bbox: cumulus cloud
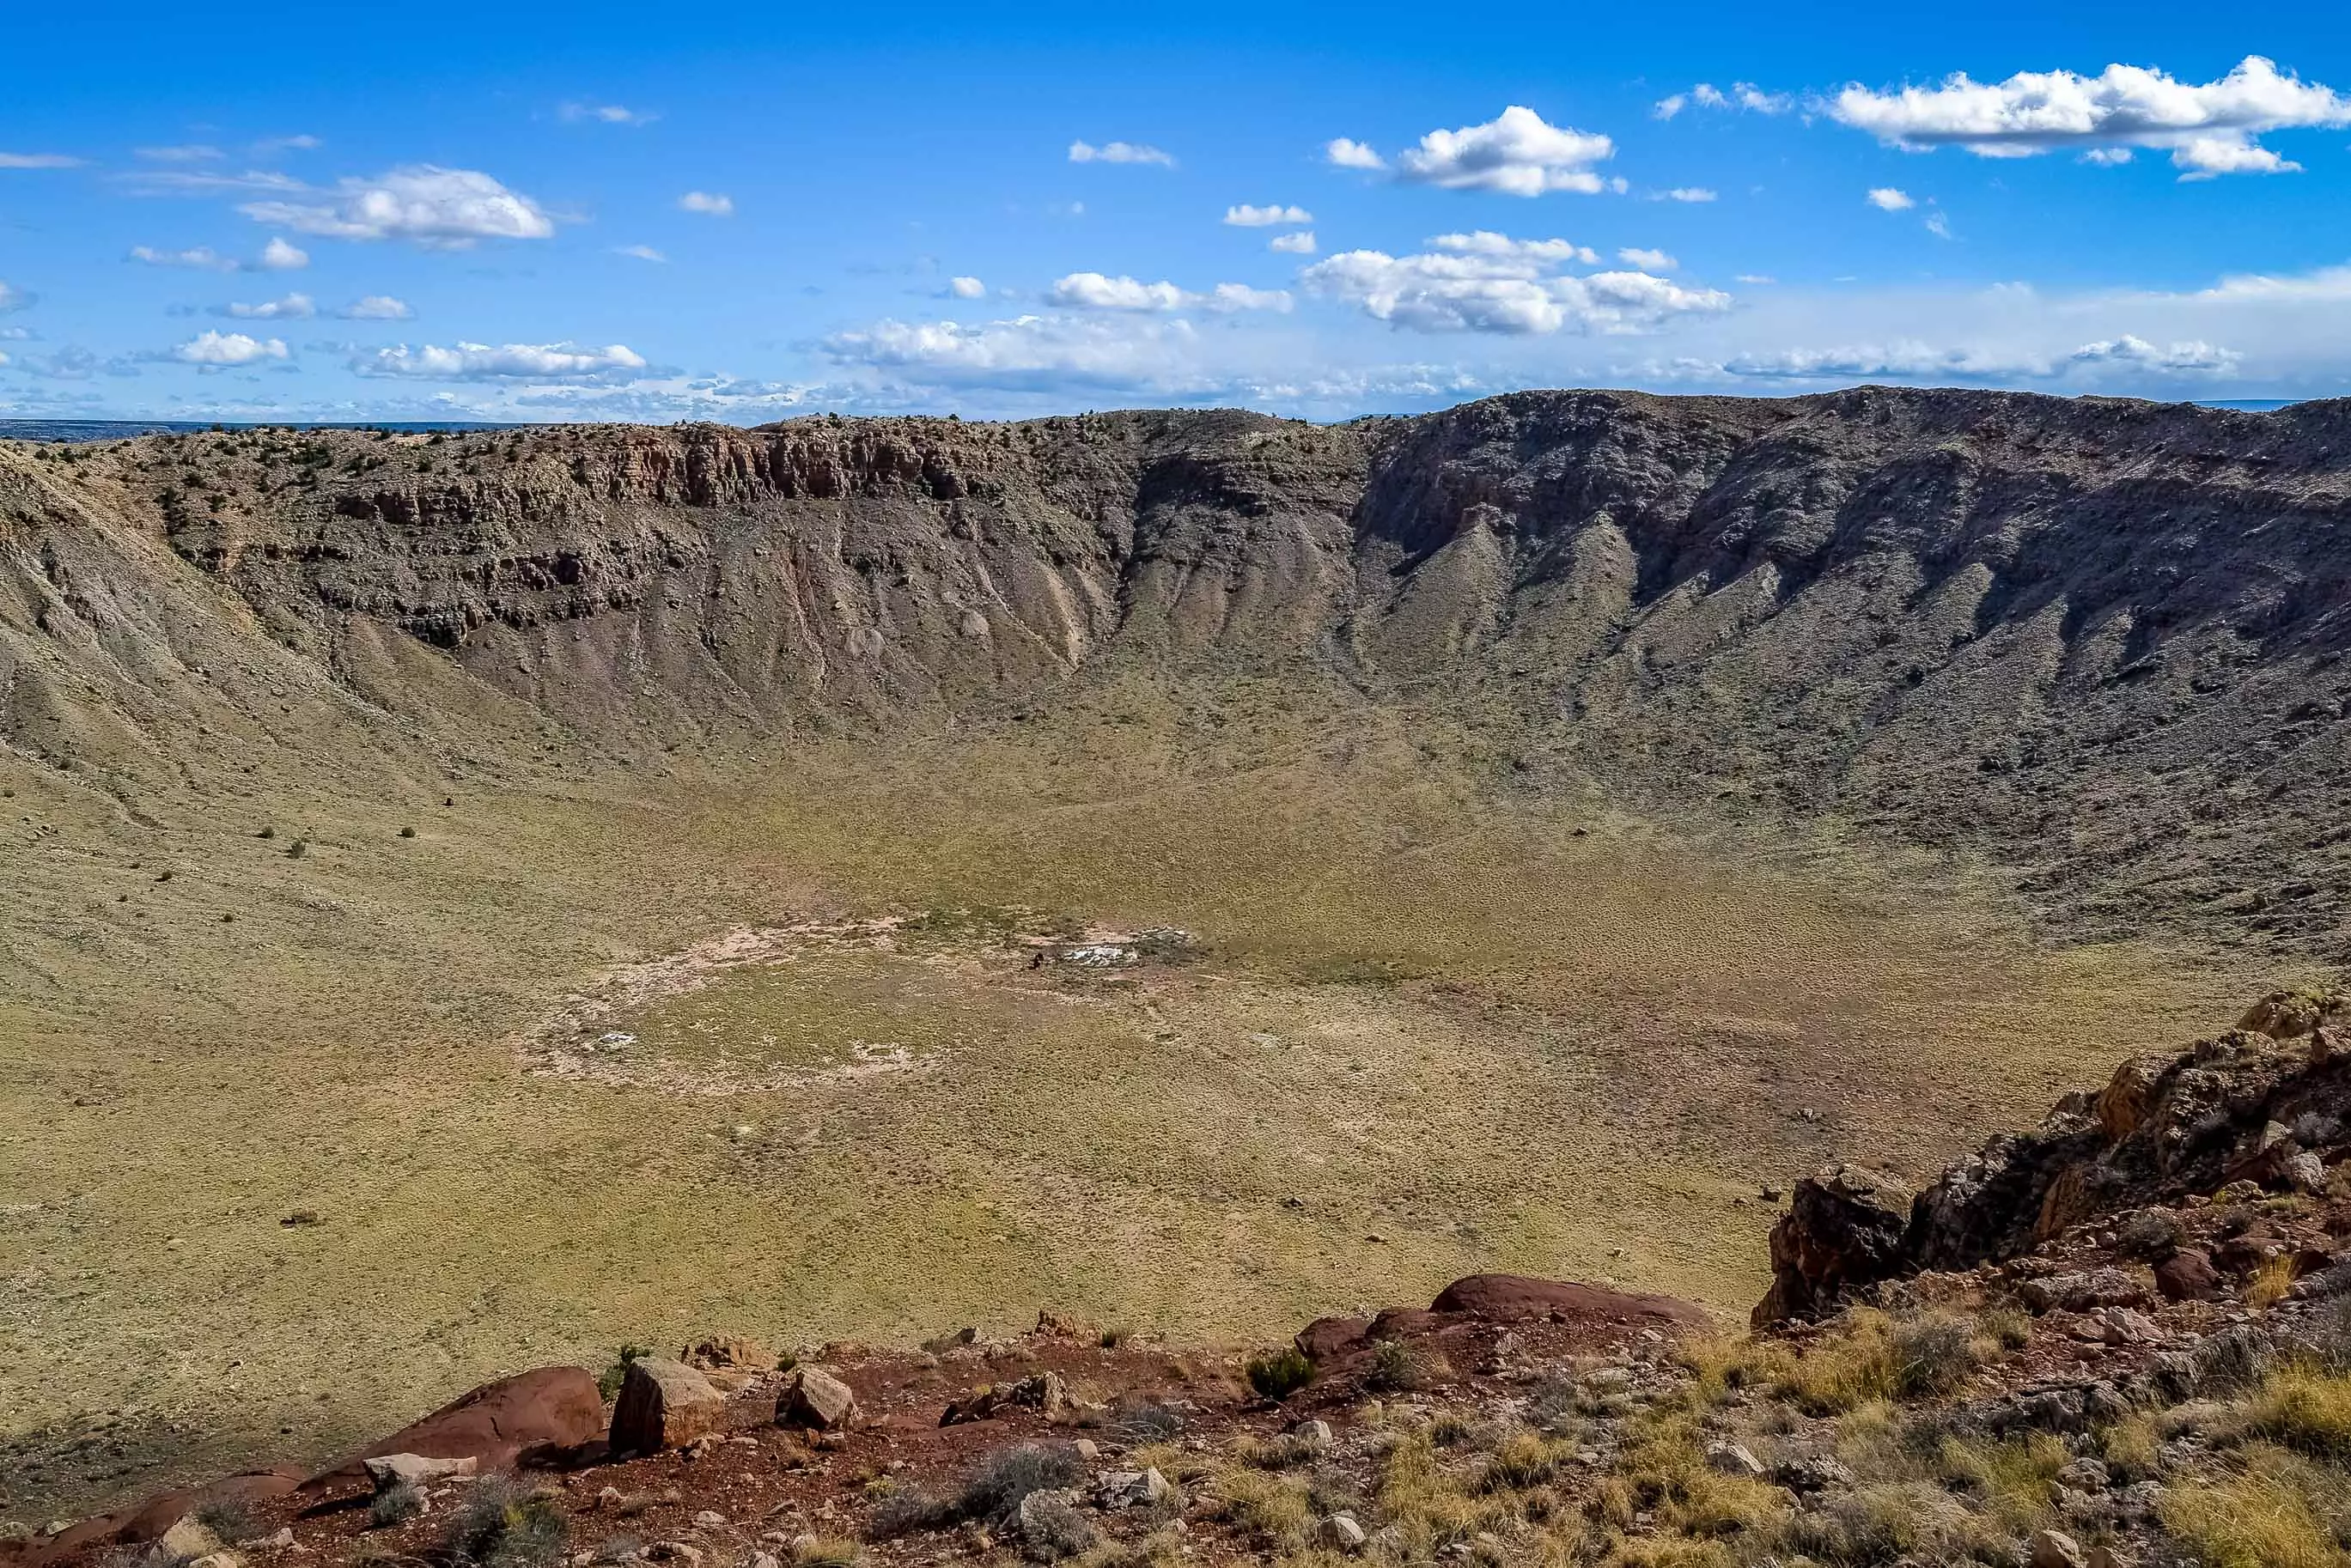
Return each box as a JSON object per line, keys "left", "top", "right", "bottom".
{"left": 1343, "top": 106, "right": 1617, "bottom": 196}
{"left": 128, "top": 238, "right": 307, "bottom": 272}
{"left": 614, "top": 244, "right": 667, "bottom": 262}
{"left": 259, "top": 237, "right": 309, "bottom": 269}
{"left": 1828, "top": 55, "right": 2351, "bottom": 177}
{"left": 2071, "top": 334, "right": 2237, "bottom": 370}
{"left": 1224, "top": 203, "right": 1313, "bottom": 227}
{"left": 338, "top": 295, "right": 413, "bottom": 319}
{"left": 172, "top": 330, "right": 289, "bottom": 365}
{"left": 1048, "top": 272, "right": 1292, "bottom": 313}
{"left": 240, "top": 166, "right": 555, "bottom": 246}
{"left": 679, "top": 191, "right": 734, "bottom": 216}
{"left": 0, "top": 152, "right": 82, "bottom": 169}
{"left": 1270, "top": 231, "right": 1318, "bottom": 254}
{"left": 561, "top": 102, "right": 658, "bottom": 125}
{"left": 1866, "top": 187, "right": 1916, "bottom": 210}
{"left": 351, "top": 341, "right": 649, "bottom": 380}
{"left": 1069, "top": 140, "right": 1175, "bottom": 167}
{"left": 1325, "top": 137, "right": 1386, "bottom": 171}
{"left": 1925, "top": 211, "right": 1954, "bottom": 240}
{"left": 216, "top": 292, "right": 316, "bottom": 319}
{"left": 948, "top": 276, "right": 987, "bottom": 299}
{"left": 1618, "top": 247, "right": 1676, "bottom": 272}
{"left": 1702, "top": 331, "right": 2238, "bottom": 384}
{"left": 1302, "top": 231, "right": 1727, "bottom": 334}
{"left": 821, "top": 313, "right": 1203, "bottom": 392}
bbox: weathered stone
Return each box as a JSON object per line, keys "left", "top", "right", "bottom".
{"left": 2155, "top": 1249, "right": 2221, "bottom": 1303}
{"left": 2029, "top": 1528, "right": 2088, "bottom": 1568}
{"left": 2019, "top": 1267, "right": 2147, "bottom": 1314}
{"left": 1769, "top": 1455, "right": 1856, "bottom": 1493}
{"left": 1291, "top": 1419, "right": 1333, "bottom": 1453}
{"left": 158, "top": 1521, "right": 228, "bottom": 1563}
{"left": 684, "top": 1337, "right": 777, "bottom": 1372}
{"left": 611, "top": 1358, "right": 727, "bottom": 1454}
{"left": 778, "top": 1367, "right": 857, "bottom": 1431}
{"left": 1320, "top": 1514, "right": 1367, "bottom": 1552}
{"left": 1703, "top": 1442, "right": 1764, "bottom": 1478}
{"left": 1094, "top": 1469, "right": 1171, "bottom": 1510}
{"left": 362, "top": 1452, "right": 478, "bottom": 1490}
{"left": 1753, "top": 1165, "right": 1912, "bottom": 1324}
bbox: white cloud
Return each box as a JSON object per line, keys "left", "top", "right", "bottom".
{"left": 252, "top": 134, "right": 322, "bottom": 155}
{"left": 1224, "top": 203, "right": 1313, "bottom": 227}
{"left": 1270, "top": 231, "right": 1318, "bottom": 254}
{"left": 1660, "top": 82, "right": 1792, "bottom": 118}
{"left": 679, "top": 191, "right": 734, "bottom": 216}
{"left": 241, "top": 166, "right": 555, "bottom": 246}
{"left": 1069, "top": 140, "right": 1175, "bottom": 167}
{"left": 948, "top": 276, "right": 987, "bottom": 299}
{"left": 0, "top": 152, "right": 82, "bottom": 169}
{"left": 1654, "top": 94, "right": 1688, "bottom": 120}
{"left": 1828, "top": 55, "right": 2351, "bottom": 177}
{"left": 128, "top": 244, "right": 238, "bottom": 270}
{"left": 338, "top": 295, "right": 414, "bottom": 320}
{"left": 1713, "top": 342, "right": 2053, "bottom": 380}
{"left": 352, "top": 341, "right": 649, "bottom": 381}
{"left": 217, "top": 292, "right": 316, "bottom": 319}
{"left": 1658, "top": 187, "right": 1718, "bottom": 203}
{"left": 259, "top": 236, "right": 309, "bottom": 270}
{"left": 1302, "top": 232, "right": 1727, "bottom": 335}
{"left": 561, "top": 102, "right": 658, "bottom": 125}
{"left": 614, "top": 244, "right": 667, "bottom": 262}
{"left": 1925, "top": 211, "right": 1955, "bottom": 240}
{"left": 1618, "top": 247, "right": 1676, "bottom": 272}
{"left": 137, "top": 144, "right": 223, "bottom": 163}
{"left": 0, "top": 280, "right": 30, "bottom": 312}
{"left": 2071, "top": 334, "right": 2237, "bottom": 370}
{"left": 1866, "top": 187, "right": 1916, "bottom": 210}
{"left": 822, "top": 313, "right": 1203, "bottom": 392}
{"left": 1325, "top": 137, "right": 1386, "bottom": 171}
{"left": 1734, "top": 274, "right": 1776, "bottom": 285}
{"left": 1373, "top": 106, "right": 1616, "bottom": 196}
{"left": 2177, "top": 263, "right": 2351, "bottom": 305}
{"left": 1048, "top": 272, "right": 1292, "bottom": 313}
{"left": 172, "top": 330, "right": 289, "bottom": 366}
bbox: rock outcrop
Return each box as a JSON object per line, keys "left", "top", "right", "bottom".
{"left": 1757, "top": 988, "right": 2351, "bottom": 1322}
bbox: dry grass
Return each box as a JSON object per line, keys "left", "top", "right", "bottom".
{"left": 2159, "top": 1446, "right": 2351, "bottom": 1568}
{"left": 2243, "top": 1365, "right": 2351, "bottom": 1463}
{"left": 0, "top": 693, "right": 2272, "bottom": 1518}
{"left": 2249, "top": 1255, "right": 2302, "bottom": 1310}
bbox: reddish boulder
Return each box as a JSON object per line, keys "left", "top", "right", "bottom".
{"left": 611, "top": 1358, "right": 727, "bottom": 1453}
{"left": 302, "top": 1365, "right": 604, "bottom": 1490}
{"left": 2155, "top": 1249, "right": 2222, "bottom": 1303}
{"left": 1755, "top": 1165, "right": 1914, "bottom": 1326}
{"left": 0, "top": 1469, "right": 301, "bottom": 1568}
{"left": 1294, "top": 1315, "right": 1373, "bottom": 1363}
{"left": 1429, "top": 1274, "right": 1710, "bottom": 1328}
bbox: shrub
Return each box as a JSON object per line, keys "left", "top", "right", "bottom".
{"left": 1931, "top": 1431, "right": 2066, "bottom": 1534}
{"left": 957, "top": 1443, "right": 1082, "bottom": 1524}
{"left": 1108, "top": 1396, "right": 1185, "bottom": 1443}
{"left": 1244, "top": 1346, "right": 1314, "bottom": 1401}
{"left": 2249, "top": 1256, "right": 2300, "bottom": 1310}
{"left": 1210, "top": 1466, "right": 1314, "bottom": 1549}
{"left": 1013, "top": 1492, "right": 1096, "bottom": 1561}
{"left": 368, "top": 1481, "right": 424, "bottom": 1528}
{"left": 868, "top": 1486, "right": 953, "bottom": 1540}
{"left": 444, "top": 1477, "right": 568, "bottom": 1568}
{"left": 597, "top": 1343, "right": 649, "bottom": 1401}
{"left": 791, "top": 1538, "right": 862, "bottom": 1568}
{"left": 2117, "top": 1208, "right": 2189, "bottom": 1261}
{"left": 1774, "top": 1480, "right": 2003, "bottom": 1565}
{"left": 2195, "top": 1325, "right": 2274, "bottom": 1393}
{"left": 286, "top": 838, "right": 308, "bottom": 859}
{"left": 1891, "top": 1312, "right": 1983, "bottom": 1398}
{"left": 1779, "top": 1312, "right": 1897, "bottom": 1414}
{"left": 2159, "top": 1447, "right": 2349, "bottom": 1568}
{"left": 1476, "top": 1430, "right": 1563, "bottom": 1493}
{"left": 190, "top": 1500, "right": 255, "bottom": 1542}
{"left": 1366, "top": 1338, "right": 1448, "bottom": 1394}
{"left": 588, "top": 1537, "right": 642, "bottom": 1565}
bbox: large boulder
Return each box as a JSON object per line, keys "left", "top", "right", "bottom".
{"left": 611, "top": 1358, "right": 728, "bottom": 1453}
{"left": 0, "top": 1470, "right": 301, "bottom": 1568}
{"left": 1429, "top": 1274, "right": 1710, "bottom": 1328}
{"left": 303, "top": 1365, "right": 605, "bottom": 1489}
{"left": 1754, "top": 1165, "right": 1912, "bottom": 1326}
{"left": 777, "top": 1365, "right": 858, "bottom": 1431}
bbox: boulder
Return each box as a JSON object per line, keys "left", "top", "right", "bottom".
{"left": 2019, "top": 1267, "right": 2148, "bottom": 1315}
{"left": 2029, "top": 1528, "right": 2088, "bottom": 1568}
{"left": 611, "top": 1358, "right": 728, "bottom": 1454}
{"left": 1320, "top": 1514, "right": 1367, "bottom": 1552}
{"left": 362, "top": 1453, "right": 478, "bottom": 1490}
{"left": 1428, "top": 1274, "right": 1709, "bottom": 1328}
{"left": 1034, "top": 1309, "right": 1099, "bottom": 1340}
{"left": 2156, "top": 1249, "right": 2222, "bottom": 1303}
{"left": 1094, "top": 1468, "right": 1171, "bottom": 1509}
{"left": 939, "top": 1371, "right": 1064, "bottom": 1426}
{"left": 1753, "top": 1165, "right": 1912, "bottom": 1324}
{"left": 304, "top": 1365, "right": 605, "bottom": 1489}
{"left": 1703, "top": 1442, "right": 1764, "bottom": 1478}
{"left": 777, "top": 1366, "right": 858, "bottom": 1431}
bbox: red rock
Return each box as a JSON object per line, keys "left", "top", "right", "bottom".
{"left": 0, "top": 1470, "right": 301, "bottom": 1568}
{"left": 1429, "top": 1274, "right": 1710, "bottom": 1328}
{"left": 611, "top": 1358, "right": 727, "bottom": 1453}
{"left": 1294, "top": 1315, "right": 1373, "bottom": 1363}
{"left": 301, "top": 1365, "right": 605, "bottom": 1490}
{"left": 2155, "top": 1249, "right": 2222, "bottom": 1303}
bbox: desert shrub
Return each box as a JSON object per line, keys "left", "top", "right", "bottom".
{"left": 791, "top": 1537, "right": 862, "bottom": 1568}
{"left": 2118, "top": 1207, "right": 2190, "bottom": 1261}
{"left": 1780, "top": 1312, "right": 1897, "bottom": 1415}
{"left": 1775, "top": 1480, "right": 2004, "bottom": 1565}
{"left": 1979, "top": 1306, "right": 2032, "bottom": 1352}
{"left": 444, "top": 1477, "right": 568, "bottom": 1568}
{"left": 1108, "top": 1396, "right": 1186, "bottom": 1443}
{"left": 2159, "top": 1446, "right": 2351, "bottom": 1568}
{"left": 2195, "top": 1325, "right": 2275, "bottom": 1393}
{"left": 1245, "top": 1346, "right": 1314, "bottom": 1400}
{"left": 588, "top": 1536, "right": 642, "bottom": 1565}
{"left": 1015, "top": 1492, "right": 1096, "bottom": 1561}
{"left": 1891, "top": 1311, "right": 1983, "bottom": 1398}
{"left": 2242, "top": 1364, "right": 2351, "bottom": 1462}
{"left": 868, "top": 1486, "right": 953, "bottom": 1540}
{"left": 1931, "top": 1431, "right": 2065, "bottom": 1534}
{"left": 190, "top": 1501, "right": 255, "bottom": 1542}
{"left": 1210, "top": 1467, "right": 1314, "bottom": 1549}
{"left": 2100, "top": 1411, "right": 2165, "bottom": 1480}
{"left": 1476, "top": 1430, "right": 1563, "bottom": 1493}
{"left": 368, "top": 1480, "right": 424, "bottom": 1528}
{"left": 1366, "top": 1338, "right": 1447, "bottom": 1394}
{"left": 2249, "top": 1255, "right": 2301, "bottom": 1310}
{"left": 957, "top": 1443, "right": 1082, "bottom": 1524}
{"left": 597, "top": 1343, "right": 649, "bottom": 1401}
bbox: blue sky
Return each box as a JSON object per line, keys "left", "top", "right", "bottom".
{"left": 3, "top": 1, "right": 2348, "bottom": 422}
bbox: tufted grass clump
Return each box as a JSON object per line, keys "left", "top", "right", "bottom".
{"left": 443, "top": 1477, "right": 568, "bottom": 1568}
{"left": 1244, "top": 1345, "right": 1314, "bottom": 1401}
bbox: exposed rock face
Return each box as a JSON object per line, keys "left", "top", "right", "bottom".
{"left": 1756, "top": 988, "right": 2351, "bottom": 1322}
{"left": 11, "top": 389, "right": 2351, "bottom": 954}
{"left": 777, "top": 1366, "right": 858, "bottom": 1431}
{"left": 302, "top": 1364, "right": 605, "bottom": 1486}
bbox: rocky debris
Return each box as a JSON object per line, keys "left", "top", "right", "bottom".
{"left": 777, "top": 1367, "right": 858, "bottom": 1431}
{"left": 2017, "top": 1267, "right": 2150, "bottom": 1314}
{"left": 1092, "top": 1468, "right": 1171, "bottom": 1510}
{"left": 941, "top": 1372, "right": 1069, "bottom": 1426}
{"left": 1032, "top": 1310, "right": 1099, "bottom": 1341}
{"left": 304, "top": 1365, "right": 605, "bottom": 1486}
{"left": 684, "top": 1337, "right": 779, "bottom": 1372}
{"left": 1702, "top": 1442, "right": 1763, "bottom": 1478}
{"left": 1320, "top": 1513, "right": 1368, "bottom": 1552}
{"left": 360, "top": 1453, "right": 478, "bottom": 1490}
{"left": 611, "top": 1358, "right": 728, "bottom": 1454}
{"left": 1769, "top": 1454, "right": 1855, "bottom": 1492}
{"left": 1757, "top": 1002, "right": 2351, "bottom": 1322}
{"left": 2028, "top": 1528, "right": 2089, "bottom": 1568}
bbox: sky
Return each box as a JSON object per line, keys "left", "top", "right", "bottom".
{"left": 3, "top": 0, "right": 2348, "bottom": 423}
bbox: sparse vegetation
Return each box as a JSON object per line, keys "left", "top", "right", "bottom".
{"left": 1244, "top": 1346, "right": 1315, "bottom": 1401}
{"left": 444, "top": 1476, "right": 569, "bottom": 1568}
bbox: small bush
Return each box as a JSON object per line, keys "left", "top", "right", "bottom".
{"left": 1014, "top": 1493, "right": 1096, "bottom": 1561}
{"left": 192, "top": 1500, "right": 256, "bottom": 1542}
{"left": 255, "top": 825, "right": 275, "bottom": 840}
{"left": 1244, "top": 1346, "right": 1314, "bottom": 1401}
{"left": 286, "top": 838, "right": 308, "bottom": 859}
{"left": 791, "top": 1538, "right": 862, "bottom": 1568}
{"left": 2159, "top": 1447, "right": 2349, "bottom": 1568}
{"left": 399, "top": 826, "right": 417, "bottom": 838}
{"left": 1891, "top": 1312, "right": 1983, "bottom": 1398}
{"left": 2249, "top": 1255, "right": 2300, "bottom": 1310}
{"left": 597, "top": 1343, "right": 649, "bottom": 1401}
{"left": 444, "top": 1477, "right": 568, "bottom": 1568}
{"left": 368, "top": 1480, "right": 424, "bottom": 1528}
{"left": 2195, "top": 1325, "right": 2274, "bottom": 1393}
{"left": 1108, "top": 1396, "right": 1185, "bottom": 1443}
{"left": 1779, "top": 1312, "right": 1897, "bottom": 1414}
{"left": 2117, "top": 1207, "right": 2189, "bottom": 1261}
{"left": 958, "top": 1443, "right": 1082, "bottom": 1524}
{"left": 868, "top": 1486, "right": 953, "bottom": 1540}
{"left": 1366, "top": 1338, "right": 1447, "bottom": 1394}
{"left": 1476, "top": 1430, "right": 1563, "bottom": 1493}
{"left": 1210, "top": 1467, "right": 1313, "bottom": 1549}
{"left": 588, "top": 1536, "right": 642, "bottom": 1565}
